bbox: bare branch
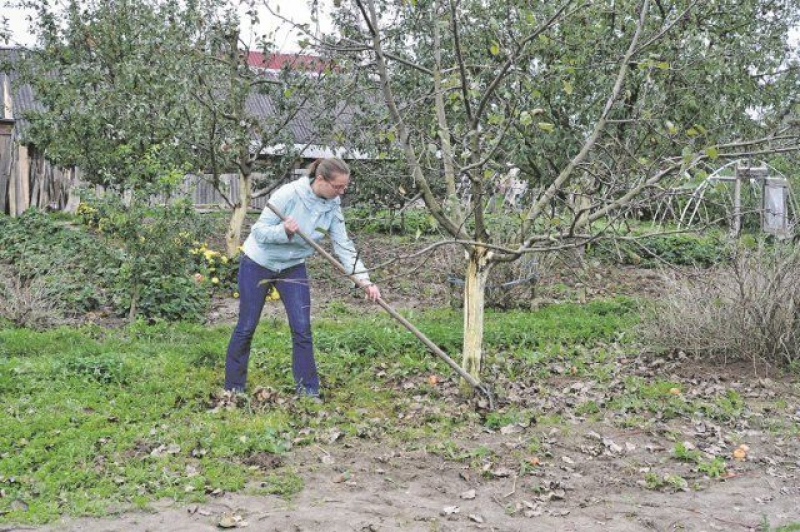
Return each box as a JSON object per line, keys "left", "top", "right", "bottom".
{"left": 356, "top": 0, "right": 468, "bottom": 240}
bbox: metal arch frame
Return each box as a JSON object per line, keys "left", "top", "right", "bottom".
{"left": 676, "top": 159, "right": 797, "bottom": 233}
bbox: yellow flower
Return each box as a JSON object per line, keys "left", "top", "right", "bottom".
{"left": 268, "top": 287, "right": 280, "bottom": 301}
{"left": 233, "top": 291, "right": 239, "bottom": 299}
{"left": 212, "top": 277, "right": 220, "bottom": 285}
{"left": 221, "top": 256, "right": 229, "bottom": 264}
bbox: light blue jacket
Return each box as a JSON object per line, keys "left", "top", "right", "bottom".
{"left": 242, "top": 177, "right": 370, "bottom": 283}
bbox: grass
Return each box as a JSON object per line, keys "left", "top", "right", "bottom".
{"left": 0, "top": 298, "right": 637, "bottom": 524}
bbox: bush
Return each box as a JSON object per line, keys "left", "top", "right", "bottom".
{"left": 345, "top": 206, "right": 440, "bottom": 236}
{"left": 643, "top": 245, "right": 800, "bottom": 369}
{"left": 588, "top": 231, "right": 729, "bottom": 267}
{"left": 77, "top": 191, "right": 213, "bottom": 322}
{"left": 0, "top": 210, "right": 120, "bottom": 314}
{"left": 0, "top": 265, "right": 64, "bottom": 329}
{"left": 111, "top": 263, "right": 209, "bottom": 323}
{"left": 0, "top": 203, "right": 215, "bottom": 324}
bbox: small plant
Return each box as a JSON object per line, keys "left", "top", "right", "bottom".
{"left": 696, "top": 456, "right": 727, "bottom": 479}
{"left": 672, "top": 442, "right": 728, "bottom": 478}
{"left": 673, "top": 441, "right": 703, "bottom": 462}
{"left": 60, "top": 355, "right": 130, "bottom": 385}
{"left": 256, "top": 472, "right": 304, "bottom": 497}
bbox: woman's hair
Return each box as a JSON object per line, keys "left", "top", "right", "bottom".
{"left": 307, "top": 158, "right": 350, "bottom": 182}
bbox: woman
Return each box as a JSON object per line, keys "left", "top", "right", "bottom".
{"left": 225, "top": 157, "right": 381, "bottom": 398}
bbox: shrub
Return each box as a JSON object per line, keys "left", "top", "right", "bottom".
{"left": 0, "top": 265, "right": 64, "bottom": 329}
{"left": 345, "top": 206, "right": 439, "bottom": 236}
{"left": 643, "top": 245, "right": 800, "bottom": 369}
{"left": 77, "top": 190, "right": 212, "bottom": 322}
{"left": 0, "top": 210, "right": 120, "bottom": 314}
{"left": 111, "top": 263, "right": 209, "bottom": 323}
{"left": 588, "top": 231, "right": 729, "bottom": 267}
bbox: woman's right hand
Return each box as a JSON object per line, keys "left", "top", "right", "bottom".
{"left": 283, "top": 216, "right": 299, "bottom": 238}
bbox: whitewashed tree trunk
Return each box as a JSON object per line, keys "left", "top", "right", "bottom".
{"left": 226, "top": 171, "right": 251, "bottom": 257}
{"left": 460, "top": 247, "right": 492, "bottom": 394}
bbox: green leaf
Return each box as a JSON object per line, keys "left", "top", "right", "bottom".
{"left": 704, "top": 146, "right": 719, "bottom": 160}
{"left": 490, "top": 42, "right": 500, "bottom": 56}
{"left": 563, "top": 80, "right": 573, "bottom": 95}
{"left": 537, "top": 122, "right": 555, "bottom": 133}
{"left": 519, "top": 111, "right": 533, "bottom": 126}
{"left": 656, "top": 61, "right": 671, "bottom": 70}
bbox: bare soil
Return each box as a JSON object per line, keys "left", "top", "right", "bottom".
{"left": 27, "top": 352, "right": 800, "bottom": 532}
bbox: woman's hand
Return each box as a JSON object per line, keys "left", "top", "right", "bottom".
{"left": 364, "top": 283, "right": 381, "bottom": 302}
{"left": 283, "top": 216, "right": 299, "bottom": 238}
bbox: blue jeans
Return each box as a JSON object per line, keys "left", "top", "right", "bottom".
{"left": 225, "top": 254, "right": 318, "bottom": 395}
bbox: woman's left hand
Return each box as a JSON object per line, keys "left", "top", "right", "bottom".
{"left": 364, "top": 284, "right": 381, "bottom": 302}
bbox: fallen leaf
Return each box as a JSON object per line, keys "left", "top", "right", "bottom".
{"left": 326, "top": 429, "right": 344, "bottom": 444}
{"left": 10, "top": 499, "right": 28, "bottom": 512}
{"left": 500, "top": 424, "right": 524, "bottom": 435}
{"left": 428, "top": 375, "right": 440, "bottom": 385}
{"left": 669, "top": 387, "right": 681, "bottom": 395}
{"left": 218, "top": 512, "right": 242, "bottom": 528}
{"left": 603, "top": 438, "right": 623, "bottom": 454}
{"left": 441, "top": 505, "right": 460, "bottom": 516}
{"left": 492, "top": 467, "right": 513, "bottom": 478}
{"left": 332, "top": 471, "right": 351, "bottom": 483}
{"left": 460, "top": 489, "right": 476, "bottom": 500}
{"left": 733, "top": 444, "right": 749, "bottom": 461}
{"left": 469, "top": 514, "right": 485, "bottom": 523}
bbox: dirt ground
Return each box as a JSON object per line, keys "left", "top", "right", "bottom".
{"left": 25, "top": 426, "right": 800, "bottom": 532}
{"left": 24, "top": 351, "right": 800, "bottom": 532}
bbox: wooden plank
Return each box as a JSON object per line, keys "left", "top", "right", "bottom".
{"left": 0, "top": 134, "right": 10, "bottom": 213}
{"left": 17, "top": 144, "right": 30, "bottom": 213}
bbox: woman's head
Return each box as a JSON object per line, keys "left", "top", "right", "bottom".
{"left": 308, "top": 158, "right": 350, "bottom": 199}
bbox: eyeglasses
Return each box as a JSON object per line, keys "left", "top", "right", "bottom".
{"left": 326, "top": 181, "right": 349, "bottom": 192}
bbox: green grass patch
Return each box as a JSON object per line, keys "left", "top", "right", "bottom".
{"left": 0, "top": 298, "right": 637, "bottom": 524}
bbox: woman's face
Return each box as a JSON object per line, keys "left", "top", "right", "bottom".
{"left": 316, "top": 172, "right": 350, "bottom": 199}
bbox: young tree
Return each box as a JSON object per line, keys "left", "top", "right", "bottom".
{"left": 184, "top": 10, "right": 367, "bottom": 256}
{"left": 16, "top": 0, "right": 215, "bottom": 320}
{"left": 317, "top": 0, "right": 800, "bottom": 391}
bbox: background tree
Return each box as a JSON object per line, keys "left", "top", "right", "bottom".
{"left": 183, "top": 8, "right": 369, "bottom": 256}
{"left": 16, "top": 0, "right": 213, "bottom": 320}
{"left": 316, "top": 0, "right": 800, "bottom": 391}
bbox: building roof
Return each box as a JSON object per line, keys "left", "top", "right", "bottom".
{"left": 246, "top": 51, "right": 331, "bottom": 73}
{"left": 0, "top": 48, "right": 43, "bottom": 134}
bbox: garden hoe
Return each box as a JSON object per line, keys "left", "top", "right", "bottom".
{"left": 266, "top": 201, "right": 496, "bottom": 410}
